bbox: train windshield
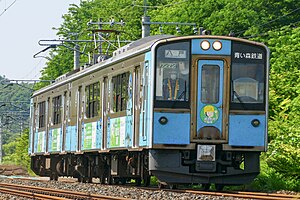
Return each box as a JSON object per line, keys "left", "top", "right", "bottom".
{"left": 155, "top": 41, "right": 190, "bottom": 108}
{"left": 231, "top": 63, "right": 264, "bottom": 104}
{"left": 230, "top": 42, "right": 267, "bottom": 110}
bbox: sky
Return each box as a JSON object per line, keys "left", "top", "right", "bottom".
{"left": 0, "top": 0, "right": 81, "bottom": 80}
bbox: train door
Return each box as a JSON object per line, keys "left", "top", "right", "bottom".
{"left": 102, "top": 77, "right": 108, "bottom": 150}
{"left": 197, "top": 60, "right": 224, "bottom": 140}
{"left": 76, "top": 86, "right": 83, "bottom": 151}
{"left": 139, "top": 61, "right": 149, "bottom": 146}
{"left": 62, "top": 91, "right": 67, "bottom": 152}
{"left": 133, "top": 66, "right": 141, "bottom": 148}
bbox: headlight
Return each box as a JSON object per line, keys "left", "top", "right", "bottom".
{"left": 251, "top": 119, "right": 260, "bottom": 127}
{"left": 159, "top": 116, "right": 168, "bottom": 125}
{"left": 212, "top": 41, "right": 222, "bottom": 51}
{"left": 200, "top": 40, "right": 210, "bottom": 50}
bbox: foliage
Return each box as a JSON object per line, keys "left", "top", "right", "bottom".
{"left": 0, "top": 75, "right": 32, "bottom": 145}
{"left": 261, "top": 26, "right": 300, "bottom": 183}
{"left": 250, "top": 159, "right": 300, "bottom": 191}
{"left": 2, "top": 129, "right": 31, "bottom": 171}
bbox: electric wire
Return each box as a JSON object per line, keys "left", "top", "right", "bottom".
{"left": 0, "top": 0, "right": 17, "bottom": 17}
{"left": 242, "top": 19, "right": 300, "bottom": 39}
{"left": 132, "top": 0, "right": 188, "bottom": 9}
{"left": 21, "top": 56, "right": 45, "bottom": 80}
{"left": 235, "top": 6, "right": 300, "bottom": 36}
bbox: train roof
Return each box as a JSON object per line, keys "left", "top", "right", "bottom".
{"left": 32, "top": 35, "right": 267, "bottom": 97}
{"left": 32, "top": 35, "right": 177, "bottom": 97}
{"left": 114, "top": 34, "right": 174, "bottom": 54}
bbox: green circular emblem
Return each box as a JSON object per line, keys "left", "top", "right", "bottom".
{"left": 200, "top": 105, "right": 219, "bottom": 124}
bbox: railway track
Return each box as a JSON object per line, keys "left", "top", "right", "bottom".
{"left": 0, "top": 177, "right": 299, "bottom": 200}
{"left": 168, "top": 188, "right": 300, "bottom": 200}
{"left": 0, "top": 183, "right": 130, "bottom": 200}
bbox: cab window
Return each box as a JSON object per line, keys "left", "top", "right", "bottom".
{"left": 230, "top": 63, "right": 265, "bottom": 110}
{"left": 155, "top": 41, "right": 190, "bottom": 108}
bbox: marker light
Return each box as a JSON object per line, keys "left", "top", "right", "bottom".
{"left": 212, "top": 41, "right": 222, "bottom": 51}
{"left": 200, "top": 40, "right": 210, "bottom": 50}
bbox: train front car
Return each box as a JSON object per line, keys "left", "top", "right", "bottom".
{"left": 150, "top": 36, "right": 269, "bottom": 189}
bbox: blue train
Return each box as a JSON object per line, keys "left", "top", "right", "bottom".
{"left": 29, "top": 35, "right": 269, "bottom": 190}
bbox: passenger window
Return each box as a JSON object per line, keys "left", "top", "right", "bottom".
{"left": 111, "top": 72, "right": 130, "bottom": 113}
{"left": 38, "top": 101, "right": 46, "bottom": 128}
{"left": 85, "top": 82, "right": 100, "bottom": 118}
{"left": 52, "top": 95, "right": 62, "bottom": 125}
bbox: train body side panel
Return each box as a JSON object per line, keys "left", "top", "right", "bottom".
{"left": 34, "top": 131, "right": 46, "bottom": 153}
{"left": 48, "top": 128, "right": 62, "bottom": 152}
{"left": 153, "top": 112, "right": 190, "bottom": 144}
{"left": 81, "top": 120, "right": 102, "bottom": 150}
{"left": 65, "top": 125, "right": 77, "bottom": 152}
{"left": 228, "top": 114, "right": 266, "bottom": 146}
{"left": 107, "top": 116, "right": 133, "bottom": 148}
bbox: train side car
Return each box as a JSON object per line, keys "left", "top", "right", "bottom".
{"left": 29, "top": 35, "right": 269, "bottom": 189}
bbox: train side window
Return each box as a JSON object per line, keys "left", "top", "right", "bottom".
{"left": 155, "top": 41, "right": 190, "bottom": 108}
{"left": 38, "top": 101, "right": 46, "bottom": 128}
{"left": 111, "top": 72, "right": 130, "bottom": 113}
{"left": 85, "top": 82, "right": 100, "bottom": 118}
{"left": 52, "top": 95, "right": 62, "bottom": 125}
{"left": 201, "top": 65, "right": 220, "bottom": 104}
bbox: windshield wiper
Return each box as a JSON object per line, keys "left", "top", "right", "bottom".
{"left": 233, "top": 90, "right": 243, "bottom": 103}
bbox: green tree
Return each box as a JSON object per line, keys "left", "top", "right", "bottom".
{"left": 3, "top": 129, "right": 30, "bottom": 170}
{"left": 263, "top": 26, "right": 300, "bottom": 181}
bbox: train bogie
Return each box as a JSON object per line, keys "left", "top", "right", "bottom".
{"left": 29, "top": 35, "right": 269, "bottom": 188}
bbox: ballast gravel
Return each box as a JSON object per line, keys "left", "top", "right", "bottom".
{"left": 0, "top": 177, "right": 273, "bottom": 200}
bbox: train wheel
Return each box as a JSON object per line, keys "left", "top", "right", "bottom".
{"left": 202, "top": 183, "right": 211, "bottom": 191}
{"left": 50, "top": 172, "right": 58, "bottom": 181}
{"left": 77, "top": 176, "right": 83, "bottom": 183}
{"left": 77, "top": 176, "right": 87, "bottom": 183}
{"left": 87, "top": 176, "right": 93, "bottom": 183}
{"left": 158, "top": 182, "right": 166, "bottom": 189}
{"left": 168, "top": 184, "right": 177, "bottom": 189}
{"left": 143, "top": 175, "right": 151, "bottom": 186}
{"left": 120, "top": 178, "right": 126, "bottom": 185}
{"left": 107, "top": 175, "right": 115, "bottom": 185}
{"left": 215, "top": 184, "right": 224, "bottom": 191}
{"left": 135, "top": 178, "right": 141, "bottom": 186}
{"left": 100, "top": 175, "right": 105, "bottom": 184}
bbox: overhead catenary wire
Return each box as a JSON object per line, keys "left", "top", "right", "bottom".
{"left": 235, "top": 6, "right": 300, "bottom": 36}
{"left": 0, "top": 0, "right": 17, "bottom": 17}
{"left": 242, "top": 20, "right": 300, "bottom": 39}
{"left": 133, "top": 0, "right": 188, "bottom": 9}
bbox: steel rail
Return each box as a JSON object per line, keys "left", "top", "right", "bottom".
{"left": 175, "top": 189, "right": 300, "bottom": 200}
{"left": 0, "top": 183, "right": 129, "bottom": 200}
